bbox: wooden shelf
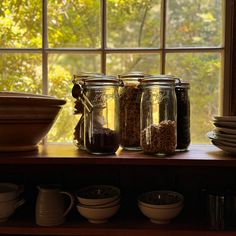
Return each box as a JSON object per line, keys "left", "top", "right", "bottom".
{"left": 1, "top": 207, "right": 235, "bottom": 236}
{"left": 0, "top": 144, "right": 235, "bottom": 167}
{"left": 0, "top": 144, "right": 235, "bottom": 235}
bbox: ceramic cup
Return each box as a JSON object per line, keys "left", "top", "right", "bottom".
{"left": 36, "top": 185, "right": 74, "bottom": 227}
{"left": 0, "top": 198, "right": 25, "bottom": 222}
{"left": 0, "top": 183, "right": 24, "bottom": 202}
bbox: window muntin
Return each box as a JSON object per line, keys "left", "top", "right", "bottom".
{"left": 0, "top": 0, "right": 226, "bottom": 144}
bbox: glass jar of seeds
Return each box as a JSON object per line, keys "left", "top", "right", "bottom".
{"left": 140, "top": 75, "right": 177, "bottom": 155}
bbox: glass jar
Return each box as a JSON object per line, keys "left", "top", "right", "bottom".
{"left": 175, "top": 78, "right": 190, "bottom": 151}
{"left": 119, "top": 72, "right": 147, "bottom": 151}
{"left": 72, "top": 73, "right": 103, "bottom": 150}
{"left": 140, "top": 75, "right": 177, "bottom": 155}
{"left": 82, "top": 76, "right": 121, "bottom": 155}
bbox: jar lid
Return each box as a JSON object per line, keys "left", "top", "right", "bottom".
{"left": 140, "top": 75, "right": 175, "bottom": 85}
{"left": 119, "top": 71, "right": 150, "bottom": 79}
{"left": 84, "top": 75, "right": 121, "bottom": 86}
{"left": 73, "top": 72, "right": 104, "bottom": 84}
{"left": 174, "top": 77, "right": 190, "bottom": 88}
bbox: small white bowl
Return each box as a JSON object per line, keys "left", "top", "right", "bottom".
{"left": 138, "top": 202, "right": 183, "bottom": 224}
{"left": 138, "top": 190, "right": 184, "bottom": 208}
{"left": 138, "top": 190, "right": 184, "bottom": 224}
{"left": 0, "top": 183, "right": 24, "bottom": 202}
{"left": 76, "top": 185, "right": 120, "bottom": 206}
{"left": 76, "top": 203, "right": 120, "bottom": 224}
{"left": 0, "top": 198, "right": 25, "bottom": 222}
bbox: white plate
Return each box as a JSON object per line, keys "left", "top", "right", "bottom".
{"left": 215, "top": 132, "right": 236, "bottom": 139}
{"left": 211, "top": 139, "right": 236, "bottom": 147}
{"left": 213, "top": 121, "right": 236, "bottom": 128}
{"left": 207, "top": 131, "right": 236, "bottom": 144}
{"left": 212, "top": 140, "right": 236, "bottom": 154}
{"left": 214, "top": 127, "right": 236, "bottom": 135}
{"left": 213, "top": 116, "right": 236, "bottom": 122}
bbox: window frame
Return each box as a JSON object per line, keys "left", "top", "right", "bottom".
{"left": 0, "top": 0, "right": 235, "bottom": 116}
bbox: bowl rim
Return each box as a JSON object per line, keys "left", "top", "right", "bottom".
{"left": 138, "top": 190, "right": 184, "bottom": 208}
{"left": 0, "top": 92, "right": 66, "bottom": 106}
{"left": 76, "top": 185, "right": 121, "bottom": 200}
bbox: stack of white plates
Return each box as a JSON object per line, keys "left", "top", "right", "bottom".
{"left": 207, "top": 116, "right": 236, "bottom": 153}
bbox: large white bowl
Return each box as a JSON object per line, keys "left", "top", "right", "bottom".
{"left": 76, "top": 185, "right": 120, "bottom": 206}
{"left": 138, "top": 190, "right": 184, "bottom": 224}
{"left": 0, "top": 92, "right": 66, "bottom": 151}
{"left": 76, "top": 203, "right": 120, "bottom": 224}
{"left": 0, "top": 92, "right": 66, "bottom": 120}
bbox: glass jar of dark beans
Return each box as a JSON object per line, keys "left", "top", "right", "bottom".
{"left": 175, "top": 79, "right": 190, "bottom": 151}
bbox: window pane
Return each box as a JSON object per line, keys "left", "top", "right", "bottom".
{"left": 0, "top": 53, "right": 42, "bottom": 92}
{"left": 48, "top": 0, "right": 101, "bottom": 48}
{"left": 48, "top": 53, "right": 101, "bottom": 142}
{"left": 106, "top": 53, "right": 161, "bottom": 75}
{"left": 107, "top": 0, "right": 161, "bottom": 48}
{"left": 166, "top": 0, "right": 223, "bottom": 48}
{"left": 166, "top": 52, "right": 221, "bottom": 144}
{"left": 0, "top": 0, "right": 42, "bottom": 48}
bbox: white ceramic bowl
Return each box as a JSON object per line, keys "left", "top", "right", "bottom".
{"left": 76, "top": 185, "right": 120, "bottom": 206}
{"left": 0, "top": 183, "right": 24, "bottom": 201}
{"left": 138, "top": 190, "right": 184, "bottom": 208}
{"left": 0, "top": 92, "right": 66, "bottom": 120}
{"left": 0, "top": 92, "right": 66, "bottom": 151}
{"left": 0, "top": 198, "right": 25, "bottom": 222}
{"left": 138, "top": 190, "right": 184, "bottom": 224}
{"left": 138, "top": 202, "right": 183, "bottom": 224}
{"left": 76, "top": 203, "right": 120, "bottom": 224}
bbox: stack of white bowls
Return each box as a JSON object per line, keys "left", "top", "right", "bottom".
{"left": 0, "top": 92, "right": 66, "bottom": 152}
{"left": 207, "top": 116, "right": 236, "bottom": 154}
{"left": 76, "top": 185, "right": 121, "bottom": 224}
{"left": 138, "top": 190, "right": 184, "bottom": 224}
{"left": 0, "top": 183, "right": 25, "bottom": 222}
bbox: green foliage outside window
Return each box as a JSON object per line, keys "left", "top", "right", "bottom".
{"left": 0, "top": 0, "right": 223, "bottom": 144}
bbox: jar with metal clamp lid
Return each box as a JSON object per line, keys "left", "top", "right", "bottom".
{"left": 175, "top": 78, "right": 190, "bottom": 151}
{"left": 119, "top": 72, "right": 148, "bottom": 151}
{"left": 140, "top": 75, "right": 177, "bottom": 155}
{"left": 79, "top": 75, "right": 121, "bottom": 155}
{"left": 72, "top": 72, "right": 103, "bottom": 150}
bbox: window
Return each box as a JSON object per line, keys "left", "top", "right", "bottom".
{"left": 0, "top": 0, "right": 233, "bottom": 144}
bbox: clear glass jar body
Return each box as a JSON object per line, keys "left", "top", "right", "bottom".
{"left": 175, "top": 80, "right": 190, "bottom": 151}
{"left": 140, "top": 76, "right": 177, "bottom": 155}
{"left": 84, "top": 77, "right": 120, "bottom": 155}
{"left": 72, "top": 73, "right": 103, "bottom": 150}
{"left": 119, "top": 73, "right": 144, "bottom": 151}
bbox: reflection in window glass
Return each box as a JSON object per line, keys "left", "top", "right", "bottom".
{"left": 107, "top": 0, "right": 161, "bottom": 48}
{"left": 48, "top": 0, "right": 101, "bottom": 48}
{"left": 0, "top": 53, "right": 42, "bottom": 93}
{"left": 47, "top": 53, "right": 101, "bottom": 142}
{"left": 0, "top": 0, "right": 42, "bottom": 48}
{"left": 166, "top": 53, "right": 221, "bottom": 143}
{"left": 166, "top": 0, "right": 223, "bottom": 48}
{"left": 106, "top": 53, "right": 161, "bottom": 75}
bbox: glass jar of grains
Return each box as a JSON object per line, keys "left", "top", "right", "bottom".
{"left": 119, "top": 72, "right": 148, "bottom": 151}
{"left": 81, "top": 76, "right": 121, "bottom": 155}
{"left": 140, "top": 75, "right": 177, "bottom": 155}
